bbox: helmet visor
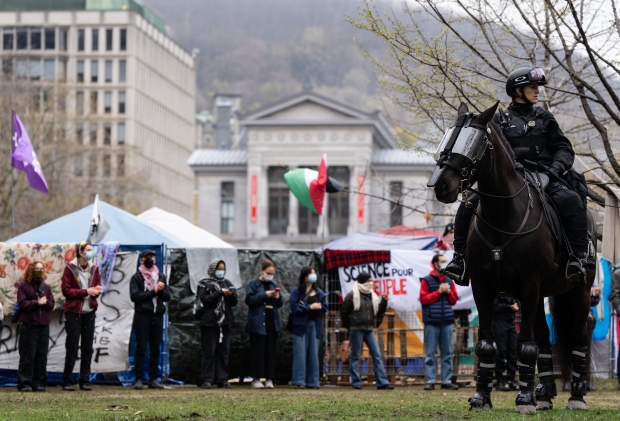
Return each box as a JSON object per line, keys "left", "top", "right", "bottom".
{"left": 529, "top": 67, "right": 546, "bottom": 82}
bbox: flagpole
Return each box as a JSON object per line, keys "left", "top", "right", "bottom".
{"left": 11, "top": 110, "right": 15, "bottom": 238}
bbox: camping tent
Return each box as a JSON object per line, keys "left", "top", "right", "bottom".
{"left": 321, "top": 231, "right": 439, "bottom": 251}
{"left": 8, "top": 201, "right": 185, "bottom": 246}
{"left": 137, "top": 207, "right": 234, "bottom": 248}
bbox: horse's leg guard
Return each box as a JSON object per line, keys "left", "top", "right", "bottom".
{"left": 566, "top": 346, "right": 588, "bottom": 410}
{"left": 515, "top": 342, "right": 538, "bottom": 414}
{"left": 469, "top": 338, "right": 495, "bottom": 411}
{"left": 535, "top": 348, "right": 557, "bottom": 410}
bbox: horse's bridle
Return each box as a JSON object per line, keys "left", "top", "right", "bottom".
{"left": 427, "top": 112, "right": 492, "bottom": 188}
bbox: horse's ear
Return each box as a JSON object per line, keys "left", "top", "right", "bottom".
{"left": 457, "top": 102, "right": 469, "bottom": 116}
{"left": 476, "top": 101, "right": 501, "bottom": 125}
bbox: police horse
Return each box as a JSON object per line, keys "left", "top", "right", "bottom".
{"left": 428, "top": 102, "right": 596, "bottom": 414}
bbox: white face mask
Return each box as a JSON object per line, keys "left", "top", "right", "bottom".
{"left": 308, "top": 274, "right": 318, "bottom": 283}
{"left": 262, "top": 273, "right": 274, "bottom": 282}
{"left": 438, "top": 262, "right": 448, "bottom": 273}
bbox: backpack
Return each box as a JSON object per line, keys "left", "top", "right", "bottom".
{"left": 193, "top": 279, "right": 209, "bottom": 321}
{"left": 12, "top": 281, "right": 45, "bottom": 324}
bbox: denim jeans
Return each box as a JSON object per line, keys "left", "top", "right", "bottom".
{"left": 424, "top": 323, "right": 453, "bottom": 384}
{"left": 291, "top": 320, "right": 320, "bottom": 388}
{"left": 349, "top": 329, "right": 390, "bottom": 388}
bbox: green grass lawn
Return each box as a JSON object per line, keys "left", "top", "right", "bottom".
{"left": 0, "top": 379, "right": 619, "bottom": 420}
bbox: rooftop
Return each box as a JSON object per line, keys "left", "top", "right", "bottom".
{"left": 371, "top": 149, "right": 435, "bottom": 166}
{"left": 187, "top": 149, "right": 248, "bottom": 167}
{"left": 0, "top": 0, "right": 167, "bottom": 33}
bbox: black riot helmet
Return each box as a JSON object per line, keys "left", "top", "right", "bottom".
{"left": 505, "top": 67, "right": 547, "bottom": 100}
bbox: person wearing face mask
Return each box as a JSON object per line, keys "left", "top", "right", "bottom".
{"left": 130, "top": 249, "right": 171, "bottom": 390}
{"left": 420, "top": 254, "right": 459, "bottom": 390}
{"left": 16, "top": 261, "right": 55, "bottom": 392}
{"left": 197, "top": 259, "right": 238, "bottom": 389}
{"left": 289, "top": 266, "right": 327, "bottom": 389}
{"left": 60, "top": 241, "right": 103, "bottom": 391}
{"left": 340, "top": 272, "right": 392, "bottom": 390}
{"left": 245, "top": 259, "right": 283, "bottom": 389}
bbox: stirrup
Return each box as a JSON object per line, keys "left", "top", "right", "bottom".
{"left": 445, "top": 255, "right": 469, "bottom": 286}
{"left": 566, "top": 257, "right": 586, "bottom": 284}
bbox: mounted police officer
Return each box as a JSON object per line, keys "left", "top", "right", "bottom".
{"left": 445, "top": 67, "right": 590, "bottom": 286}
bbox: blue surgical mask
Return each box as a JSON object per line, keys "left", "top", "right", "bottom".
{"left": 84, "top": 251, "right": 94, "bottom": 261}
{"left": 308, "top": 274, "right": 318, "bottom": 283}
{"left": 215, "top": 270, "right": 225, "bottom": 279}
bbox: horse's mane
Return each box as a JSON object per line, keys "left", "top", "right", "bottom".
{"left": 488, "top": 120, "right": 516, "bottom": 164}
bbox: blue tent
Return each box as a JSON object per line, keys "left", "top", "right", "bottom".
{"left": 8, "top": 201, "right": 186, "bottom": 247}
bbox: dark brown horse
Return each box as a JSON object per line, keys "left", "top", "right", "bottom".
{"left": 428, "top": 102, "right": 596, "bottom": 414}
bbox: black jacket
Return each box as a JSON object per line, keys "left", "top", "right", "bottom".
{"left": 197, "top": 278, "right": 238, "bottom": 327}
{"left": 130, "top": 272, "right": 171, "bottom": 316}
{"left": 340, "top": 291, "right": 387, "bottom": 331}
{"left": 495, "top": 103, "right": 574, "bottom": 173}
{"left": 610, "top": 267, "right": 620, "bottom": 315}
{"left": 492, "top": 296, "right": 518, "bottom": 323}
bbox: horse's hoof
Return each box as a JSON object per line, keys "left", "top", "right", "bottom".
{"left": 469, "top": 392, "right": 493, "bottom": 411}
{"left": 536, "top": 400, "right": 553, "bottom": 410}
{"left": 515, "top": 404, "right": 537, "bottom": 415}
{"left": 566, "top": 397, "right": 587, "bottom": 410}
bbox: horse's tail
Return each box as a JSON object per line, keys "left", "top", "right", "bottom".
{"left": 549, "top": 293, "right": 592, "bottom": 382}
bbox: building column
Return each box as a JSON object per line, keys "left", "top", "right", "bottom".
{"left": 287, "top": 166, "right": 299, "bottom": 236}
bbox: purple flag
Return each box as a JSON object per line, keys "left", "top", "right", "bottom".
{"left": 11, "top": 112, "right": 48, "bottom": 194}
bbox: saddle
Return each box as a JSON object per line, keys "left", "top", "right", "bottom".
{"left": 521, "top": 169, "right": 562, "bottom": 255}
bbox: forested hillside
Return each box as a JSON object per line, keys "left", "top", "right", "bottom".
{"left": 148, "top": 0, "right": 391, "bottom": 111}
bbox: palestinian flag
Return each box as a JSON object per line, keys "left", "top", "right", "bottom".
{"left": 284, "top": 155, "right": 328, "bottom": 215}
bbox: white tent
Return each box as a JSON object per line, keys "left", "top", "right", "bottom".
{"left": 137, "top": 207, "right": 234, "bottom": 248}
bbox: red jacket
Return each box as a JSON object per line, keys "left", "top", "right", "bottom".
{"left": 61, "top": 262, "right": 102, "bottom": 314}
{"left": 17, "top": 279, "right": 54, "bottom": 325}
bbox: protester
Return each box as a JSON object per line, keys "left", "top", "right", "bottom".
{"left": 492, "top": 296, "right": 519, "bottom": 391}
{"left": 290, "top": 266, "right": 327, "bottom": 389}
{"left": 420, "top": 254, "right": 459, "bottom": 390}
{"left": 16, "top": 261, "right": 55, "bottom": 392}
{"left": 609, "top": 265, "right": 620, "bottom": 390}
{"left": 61, "top": 241, "right": 103, "bottom": 391}
{"left": 130, "top": 249, "right": 170, "bottom": 390}
{"left": 197, "top": 259, "right": 238, "bottom": 389}
{"left": 340, "top": 272, "right": 393, "bottom": 390}
{"left": 245, "top": 259, "right": 283, "bottom": 389}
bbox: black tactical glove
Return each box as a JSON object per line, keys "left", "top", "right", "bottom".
{"left": 548, "top": 162, "right": 565, "bottom": 179}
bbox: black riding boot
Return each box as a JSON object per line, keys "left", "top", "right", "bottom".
{"left": 567, "top": 346, "right": 588, "bottom": 410}
{"left": 469, "top": 338, "right": 496, "bottom": 410}
{"left": 535, "top": 348, "right": 557, "bottom": 410}
{"left": 446, "top": 199, "right": 476, "bottom": 286}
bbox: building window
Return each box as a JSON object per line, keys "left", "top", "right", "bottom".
{"left": 76, "top": 91, "right": 84, "bottom": 115}
{"left": 104, "top": 91, "right": 111, "bottom": 113}
{"left": 31, "top": 89, "right": 41, "bottom": 112}
{"left": 90, "top": 124, "right": 97, "bottom": 145}
{"left": 76, "top": 124, "right": 83, "bottom": 145}
{"left": 117, "top": 154, "right": 125, "bottom": 177}
{"left": 43, "top": 59, "right": 54, "bottom": 81}
{"left": 328, "top": 166, "right": 350, "bottom": 235}
{"left": 268, "top": 167, "right": 289, "bottom": 235}
{"left": 30, "top": 28, "right": 41, "bottom": 49}
{"left": 77, "top": 29, "right": 84, "bottom": 51}
{"left": 104, "top": 124, "right": 111, "bottom": 145}
{"left": 16, "top": 59, "right": 27, "bottom": 79}
{"left": 3, "top": 28, "right": 14, "bottom": 50}
{"left": 390, "top": 181, "right": 403, "bottom": 227}
{"left": 120, "top": 28, "right": 126, "bottom": 51}
{"left": 16, "top": 28, "right": 27, "bottom": 49}
{"left": 119, "top": 60, "right": 126, "bottom": 82}
{"left": 221, "top": 182, "right": 235, "bottom": 234}
{"left": 88, "top": 153, "right": 97, "bottom": 177}
{"left": 117, "top": 122, "right": 125, "bottom": 144}
{"left": 76, "top": 60, "right": 84, "bottom": 82}
{"left": 90, "top": 91, "right": 98, "bottom": 114}
{"left": 106, "top": 28, "right": 113, "bottom": 51}
{"left": 59, "top": 27, "right": 68, "bottom": 51}
{"left": 103, "top": 154, "right": 111, "bottom": 177}
{"left": 58, "top": 59, "right": 67, "bottom": 81}
{"left": 91, "top": 60, "right": 98, "bottom": 82}
{"left": 2, "top": 58, "right": 13, "bottom": 78}
{"left": 75, "top": 155, "right": 83, "bottom": 177}
{"left": 118, "top": 91, "right": 125, "bottom": 114}
{"left": 105, "top": 60, "right": 112, "bottom": 82}
{"left": 30, "top": 59, "right": 41, "bottom": 80}
{"left": 44, "top": 28, "right": 55, "bottom": 50}
{"left": 91, "top": 28, "right": 99, "bottom": 51}
{"left": 58, "top": 90, "right": 66, "bottom": 112}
